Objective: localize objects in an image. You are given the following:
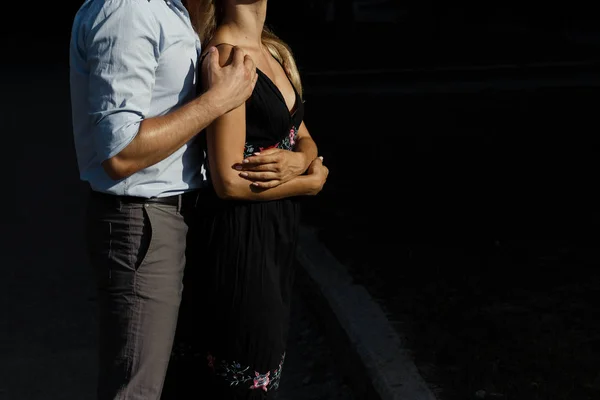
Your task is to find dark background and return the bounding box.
[8,1,600,67]
[3,1,599,399]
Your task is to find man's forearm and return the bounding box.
[102,90,225,180]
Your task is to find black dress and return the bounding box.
[195,54,305,398]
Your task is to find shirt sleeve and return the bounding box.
[86,0,160,163]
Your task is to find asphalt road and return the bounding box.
[0,65,352,400]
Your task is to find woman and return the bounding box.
[187,0,329,397]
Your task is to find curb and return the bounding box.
[295,225,437,400]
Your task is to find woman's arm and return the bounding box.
[238,121,318,188]
[202,46,323,201]
[292,121,318,170]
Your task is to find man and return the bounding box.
[69,0,316,399]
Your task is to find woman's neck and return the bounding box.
[220,1,267,46]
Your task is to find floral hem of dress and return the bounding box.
[207,352,286,392]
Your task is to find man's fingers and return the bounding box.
[243,53,256,72]
[231,45,246,66]
[244,54,257,85]
[207,46,220,70]
[251,70,259,88]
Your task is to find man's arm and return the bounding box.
[84,2,256,180]
[104,89,224,180]
[104,47,257,180]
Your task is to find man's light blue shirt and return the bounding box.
[69,0,206,198]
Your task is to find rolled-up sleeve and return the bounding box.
[86,1,159,162]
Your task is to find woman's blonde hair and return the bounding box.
[187,0,303,97]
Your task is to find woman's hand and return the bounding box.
[305,156,329,195]
[235,148,309,189]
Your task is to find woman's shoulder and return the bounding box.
[201,41,251,68]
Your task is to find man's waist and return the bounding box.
[89,190,200,208]
[79,148,207,199]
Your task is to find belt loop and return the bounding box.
[177,194,182,214]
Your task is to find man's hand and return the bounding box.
[235,148,309,189]
[203,46,258,114]
[306,156,329,195]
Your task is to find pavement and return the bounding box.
[295,227,439,400]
